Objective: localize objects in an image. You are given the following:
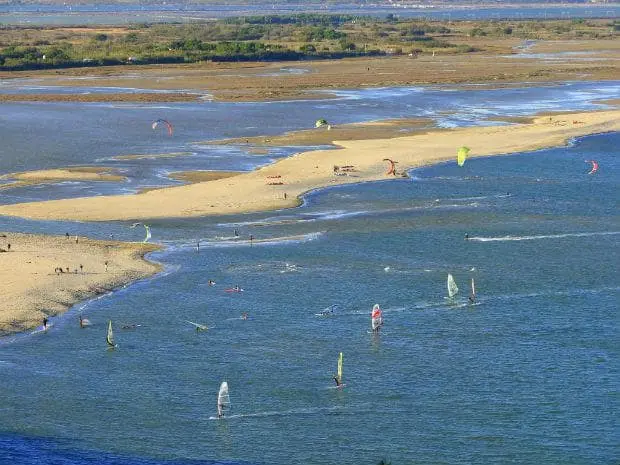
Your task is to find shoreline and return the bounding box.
[0,108,618,223]
[0,232,162,336]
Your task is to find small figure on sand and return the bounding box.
[104,261,109,272]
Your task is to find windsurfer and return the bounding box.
[333,375,341,387]
[468,295,475,304]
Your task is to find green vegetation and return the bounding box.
[0,14,616,71]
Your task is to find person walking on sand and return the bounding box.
[105,261,109,272]
[80,264,83,273]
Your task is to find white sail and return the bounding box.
[143,225,151,243]
[471,277,476,299]
[447,273,459,298]
[337,352,343,385]
[106,320,115,347]
[217,381,230,418]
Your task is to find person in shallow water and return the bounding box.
[42,317,48,330]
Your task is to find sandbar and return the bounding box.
[0,167,126,192]
[0,109,617,222]
[0,232,160,336]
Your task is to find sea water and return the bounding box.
[0,83,618,465]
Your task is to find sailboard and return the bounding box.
[447,273,459,298]
[143,225,151,243]
[106,320,116,348]
[217,381,230,419]
[371,304,383,332]
[334,352,346,388]
[186,320,209,331]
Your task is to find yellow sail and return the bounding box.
[457,146,470,167]
[337,352,343,384]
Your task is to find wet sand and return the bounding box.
[0,232,161,336]
[0,109,617,222]
[0,167,126,192]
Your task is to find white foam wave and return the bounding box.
[208,405,345,421]
[470,231,620,242]
[190,232,324,249]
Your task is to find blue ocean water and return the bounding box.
[0,82,619,464]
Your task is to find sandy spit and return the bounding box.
[0,109,618,223]
[0,232,161,336]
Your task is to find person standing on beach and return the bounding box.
[104,261,108,272]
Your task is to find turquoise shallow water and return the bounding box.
[0,82,618,464]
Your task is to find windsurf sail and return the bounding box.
[457,146,470,167]
[186,320,208,331]
[447,273,459,298]
[337,352,343,385]
[143,224,151,243]
[106,320,115,347]
[585,159,598,175]
[470,277,476,301]
[217,381,230,418]
[371,304,383,331]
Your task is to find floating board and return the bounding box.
[225,288,244,293]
